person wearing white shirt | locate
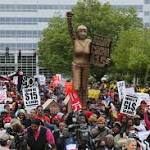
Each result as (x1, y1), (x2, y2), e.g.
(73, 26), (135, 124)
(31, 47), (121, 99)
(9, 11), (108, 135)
(133, 115), (146, 132)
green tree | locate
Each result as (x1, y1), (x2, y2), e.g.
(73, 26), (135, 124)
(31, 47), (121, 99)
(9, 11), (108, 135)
(38, 0), (142, 76)
(38, 17), (72, 74)
(112, 28), (150, 83)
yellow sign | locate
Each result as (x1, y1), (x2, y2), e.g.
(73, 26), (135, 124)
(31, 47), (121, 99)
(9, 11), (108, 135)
(88, 89), (100, 100)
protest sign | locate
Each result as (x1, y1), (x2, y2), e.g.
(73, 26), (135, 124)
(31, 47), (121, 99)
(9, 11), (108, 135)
(69, 91), (82, 112)
(88, 89), (100, 100)
(63, 91), (82, 112)
(50, 74), (62, 88)
(22, 77), (40, 111)
(23, 86), (41, 111)
(65, 82), (73, 95)
(136, 92), (150, 103)
(0, 89), (7, 103)
(66, 144), (77, 150)
(117, 81), (126, 102)
(22, 76), (37, 89)
(34, 75), (46, 85)
(138, 131), (150, 142)
(120, 94), (139, 116)
(126, 87), (135, 95)
(43, 99), (60, 114)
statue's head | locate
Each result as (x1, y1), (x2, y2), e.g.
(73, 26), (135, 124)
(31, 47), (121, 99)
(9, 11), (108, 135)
(77, 25), (87, 40)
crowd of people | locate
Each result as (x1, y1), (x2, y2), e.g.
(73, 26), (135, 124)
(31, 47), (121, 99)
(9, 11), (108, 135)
(0, 75), (149, 150)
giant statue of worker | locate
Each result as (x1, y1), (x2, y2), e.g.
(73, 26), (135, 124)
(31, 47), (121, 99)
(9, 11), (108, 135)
(66, 12), (111, 109)
(66, 12), (91, 109)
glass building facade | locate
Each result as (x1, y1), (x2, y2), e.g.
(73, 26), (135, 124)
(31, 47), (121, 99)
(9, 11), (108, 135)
(0, 0), (74, 76)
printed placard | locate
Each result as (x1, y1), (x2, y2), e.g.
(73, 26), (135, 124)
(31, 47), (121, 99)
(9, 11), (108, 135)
(136, 92), (150, 102)
(90, 35), (111, 67)
(22, 76), (37, 89)
(88, 89), (100, 100)
(23, 86), (41, 110)
(34, 75), (46, 85)
(126, 87), (135, 95)
(69, 91), (82, 112)
(117, 81), (126, 102)
(120, 94), (139, 116)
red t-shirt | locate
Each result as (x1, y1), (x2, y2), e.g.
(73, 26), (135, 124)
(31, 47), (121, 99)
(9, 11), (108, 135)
(34, 115), (51, 124)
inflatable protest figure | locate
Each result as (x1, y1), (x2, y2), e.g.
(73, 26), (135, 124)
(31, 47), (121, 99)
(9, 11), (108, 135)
(66, 12), (111, 109)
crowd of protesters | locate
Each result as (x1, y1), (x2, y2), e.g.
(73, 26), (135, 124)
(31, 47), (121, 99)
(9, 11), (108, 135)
(0, 74), (149, 150)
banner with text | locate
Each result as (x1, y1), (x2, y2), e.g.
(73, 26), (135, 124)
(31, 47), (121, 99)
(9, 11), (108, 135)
(69, 91), (82, 112)
(120, 94), (139, 116)
(136, 92), (150, 103)
(117, 81), (126, 102)
(34, 75), (46, 86)
(22, 77), (40, 111)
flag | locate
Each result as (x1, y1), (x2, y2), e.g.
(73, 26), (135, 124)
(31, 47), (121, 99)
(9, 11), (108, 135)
(65, 82), (73, 95)
(69, 91), (82, 112)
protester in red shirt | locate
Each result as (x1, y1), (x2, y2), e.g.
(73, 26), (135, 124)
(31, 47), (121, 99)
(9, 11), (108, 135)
(144, 107), (150, 130)
(1, 110), (12, 124)
(26, 119), (55, 150)
(34, 105), (51, 124)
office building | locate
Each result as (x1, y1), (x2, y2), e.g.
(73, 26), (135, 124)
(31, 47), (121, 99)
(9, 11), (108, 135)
(0, 0), (74, 76)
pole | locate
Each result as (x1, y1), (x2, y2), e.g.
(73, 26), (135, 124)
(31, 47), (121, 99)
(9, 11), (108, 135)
(5, 55), (6, 75)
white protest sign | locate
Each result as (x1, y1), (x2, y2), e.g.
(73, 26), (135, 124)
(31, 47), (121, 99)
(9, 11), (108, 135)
(0, 89), (7, 103)
(136, 93), (150, 104)
(66, 144), (77, 150)
(22, 76), (38, 89)
(120, 94), (139, 116)
(117, 81), (126, 102)
(34, 75), (46, 85)
(126, 87), (135, 95)
(23, 86), (41, 111)
(138, 131), (150, 142)
(22, 77), (40, 111)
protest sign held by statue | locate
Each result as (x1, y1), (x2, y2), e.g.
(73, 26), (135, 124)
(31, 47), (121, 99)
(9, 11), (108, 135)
(66, 12), (111, 109)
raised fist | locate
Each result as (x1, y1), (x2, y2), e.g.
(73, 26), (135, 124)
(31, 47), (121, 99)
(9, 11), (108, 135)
(106, 58), (111, 65)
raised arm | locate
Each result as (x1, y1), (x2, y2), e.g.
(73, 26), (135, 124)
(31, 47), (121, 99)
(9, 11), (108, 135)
(66, 11), (76, 40)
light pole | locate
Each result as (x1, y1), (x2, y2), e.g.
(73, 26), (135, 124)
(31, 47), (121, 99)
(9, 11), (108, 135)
(5, 47), (9, 75)
(18, 49), (22, 71)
